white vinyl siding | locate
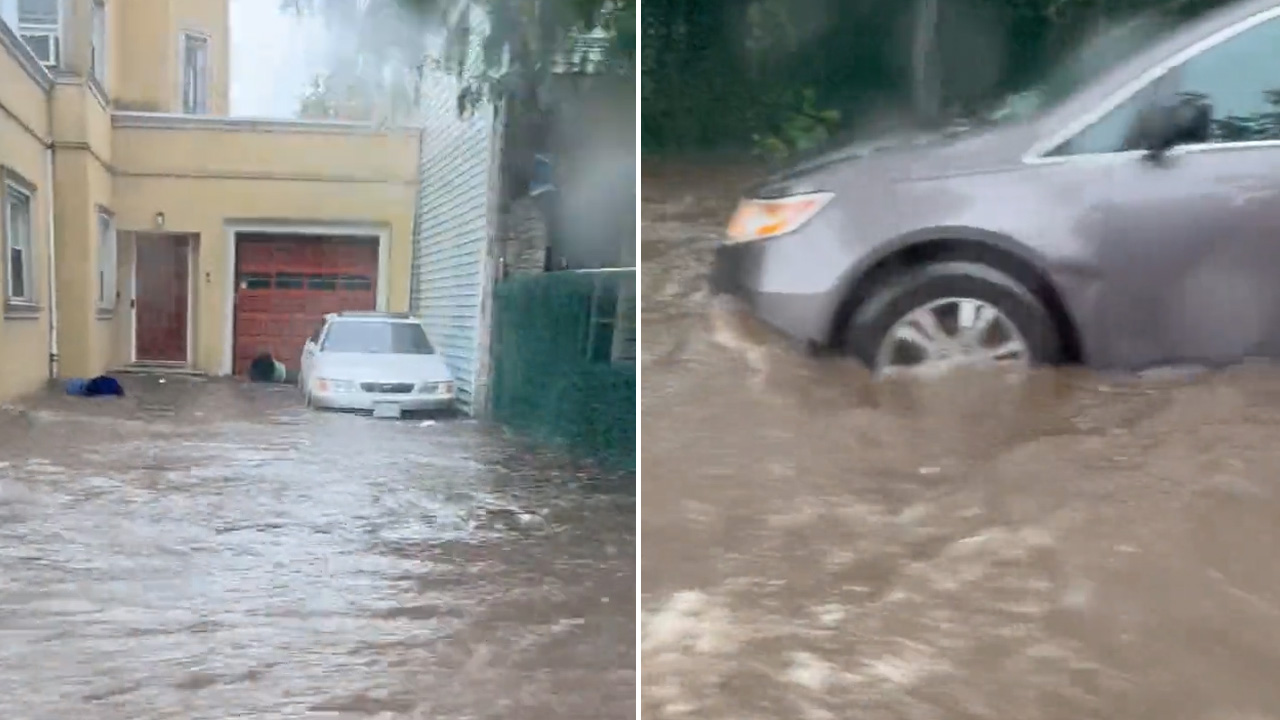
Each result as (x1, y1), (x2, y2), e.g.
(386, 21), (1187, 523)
(409, 6), (500, 415)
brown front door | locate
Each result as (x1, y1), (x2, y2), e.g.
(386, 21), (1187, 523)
(135, 235), (189, 363)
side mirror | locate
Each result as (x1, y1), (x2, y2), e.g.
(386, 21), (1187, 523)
(1134, 95), (1212, 160)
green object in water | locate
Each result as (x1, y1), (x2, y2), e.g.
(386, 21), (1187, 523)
(249, 353), (288, 384)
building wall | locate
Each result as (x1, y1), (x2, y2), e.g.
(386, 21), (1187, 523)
(0, 0), (421, 403)
(0, 25), (53, 402)
(49, 78), (115, 379)
(111, 116), (419, 375)
(114, 0), (173, 112)
(113, 0), (229, 114)
(170, 0), (230, 115)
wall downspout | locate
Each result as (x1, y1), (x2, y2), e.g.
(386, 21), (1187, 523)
(44, 145), (58, 379)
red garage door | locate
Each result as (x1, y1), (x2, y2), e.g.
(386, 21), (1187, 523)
(234, 234), (378, 375)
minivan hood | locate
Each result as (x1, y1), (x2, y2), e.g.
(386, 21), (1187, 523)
(315, 352), (453, 382)
(754, 121), (1038, 195)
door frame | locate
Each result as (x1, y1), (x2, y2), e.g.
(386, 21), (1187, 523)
(132, 231), (195, 366)
(187, 235), (196, 366)
(128, 233), (137, 364)
(221, 221), (390, 376)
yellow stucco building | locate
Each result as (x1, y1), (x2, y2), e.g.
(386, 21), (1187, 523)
(0, 0), (418, 403)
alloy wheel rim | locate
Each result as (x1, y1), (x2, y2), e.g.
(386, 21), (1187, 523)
(874, 297), (1030, 378)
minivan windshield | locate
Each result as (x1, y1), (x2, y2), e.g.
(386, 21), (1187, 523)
(321, 320), (435, 355)
(981, 13), (1179, 124)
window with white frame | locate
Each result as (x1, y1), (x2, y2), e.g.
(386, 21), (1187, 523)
(96, 208), (116, 311)
(181, 32), (209, 114)
(4, 179), (34, 305)
(16, 0), (61, 67)
(90, 0), (106, 87)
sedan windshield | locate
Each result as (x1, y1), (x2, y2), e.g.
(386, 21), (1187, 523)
(321, 321), (435, 355)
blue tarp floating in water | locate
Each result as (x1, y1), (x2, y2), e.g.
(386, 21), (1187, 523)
(65, 376), (125, 397)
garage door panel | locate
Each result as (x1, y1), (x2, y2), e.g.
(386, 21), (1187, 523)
(237, 244), (276, 269)
(233, 235), (378, 376)
(235, 292), (274, 314)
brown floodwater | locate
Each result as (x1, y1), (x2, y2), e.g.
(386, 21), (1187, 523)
(642, 162), (1280, 720)
(0, 375), (634, 719)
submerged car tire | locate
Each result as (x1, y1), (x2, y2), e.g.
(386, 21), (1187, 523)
(846, 260), (1062, 375)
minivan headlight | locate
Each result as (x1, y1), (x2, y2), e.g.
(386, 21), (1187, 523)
(724, 192), (834, 244)
(418, 381), (454, 395)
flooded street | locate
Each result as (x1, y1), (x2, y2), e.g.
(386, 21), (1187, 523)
(0, 375), (634, 720)
(642, 164), (1280, 719)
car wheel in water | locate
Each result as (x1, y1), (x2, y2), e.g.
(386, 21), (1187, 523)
(845, 260), (1061, 378)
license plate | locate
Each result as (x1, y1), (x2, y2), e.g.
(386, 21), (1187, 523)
(372, 402), (402, 419)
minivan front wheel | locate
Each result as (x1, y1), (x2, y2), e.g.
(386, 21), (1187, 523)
(846, 261), (1061, 378)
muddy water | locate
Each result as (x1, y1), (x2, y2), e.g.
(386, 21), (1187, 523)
(642, 164), (1280, 719)
(0, 375), (634, 719)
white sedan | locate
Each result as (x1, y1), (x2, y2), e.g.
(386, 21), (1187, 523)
(299, 312), (456, 416)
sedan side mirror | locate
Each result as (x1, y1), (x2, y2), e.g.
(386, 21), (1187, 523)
(1135, 95), (1212, 160)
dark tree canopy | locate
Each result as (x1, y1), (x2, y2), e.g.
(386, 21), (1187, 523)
(641, 0), (1232, 157)
(284, 0), (632, 120)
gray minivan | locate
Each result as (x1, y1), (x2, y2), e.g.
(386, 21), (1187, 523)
(710, 0), (1280, 377)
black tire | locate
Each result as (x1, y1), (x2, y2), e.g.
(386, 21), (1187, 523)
(845, 261), (1061, 372)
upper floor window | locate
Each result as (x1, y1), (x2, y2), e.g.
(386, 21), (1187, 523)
(1052, 13), (1280, 156)
(90, 0), (106, 87)
(16, 0), (61, 68)
(181, 32), (210, 114)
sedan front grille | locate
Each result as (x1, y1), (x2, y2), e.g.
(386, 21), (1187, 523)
(360, 382), (415, 394)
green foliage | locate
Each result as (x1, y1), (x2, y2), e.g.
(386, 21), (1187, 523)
(490, 271), (635, 470)
(284, 0), (633, 119)
(297, 75), (358, 120)
(296, 71), (418, 123)
(642, 0), (1235, 156)
(751, 88), (841, 161)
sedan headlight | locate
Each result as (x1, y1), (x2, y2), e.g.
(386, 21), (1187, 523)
(314, 377), (357, 393)
(724, 192), (834, 244)
(418, 381), (454, 395)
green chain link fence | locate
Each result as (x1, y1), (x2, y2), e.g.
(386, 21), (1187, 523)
(490, 269), (636, 470)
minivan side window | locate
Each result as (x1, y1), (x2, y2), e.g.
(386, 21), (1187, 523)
(1052, 14), (1280, 156)
(1052, 83), (1158, 155)
(1175, 15), (1280, 144)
